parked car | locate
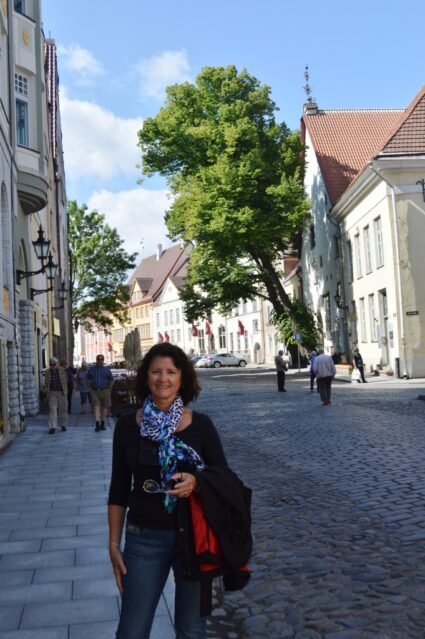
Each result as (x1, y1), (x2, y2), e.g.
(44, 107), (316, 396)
(195, 353), (247, 368)
(190, 355), (203, 365)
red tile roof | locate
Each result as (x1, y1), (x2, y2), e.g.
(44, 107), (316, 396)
(380, 86), (425, 155)
(302, 109), (403, 205)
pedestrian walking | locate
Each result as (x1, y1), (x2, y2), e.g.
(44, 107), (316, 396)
(87, 354), (113, 431)
(313, 349), (336, 405)
(274, 350), (287, 392)
(309, 349), (317, 392)
(60, 359), (75, 414)
(44, 357), (68, 433)
(108, 342), (251, 639)
(75, 361), (90, 413)
(353, 348), (368, 383)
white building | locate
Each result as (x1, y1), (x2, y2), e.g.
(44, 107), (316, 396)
(301, 88), (425, 377)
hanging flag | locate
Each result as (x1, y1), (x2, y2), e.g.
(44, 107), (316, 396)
(238, 320), (245, 336)
(158, 332), (164, 343)
(205, 321), (212, 336)
(192, 324), (199, 337)
(107, 341), (113, 352)
(164, 332), (170, 342)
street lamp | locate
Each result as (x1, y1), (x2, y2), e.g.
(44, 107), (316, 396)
(334, 291), (347, 310)
(52, 281), (68, 311)
(16, 225), (57, 284)
(30, 258), (58, 300)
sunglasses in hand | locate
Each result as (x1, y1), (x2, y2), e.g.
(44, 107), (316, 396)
(142, 479), (177, 494)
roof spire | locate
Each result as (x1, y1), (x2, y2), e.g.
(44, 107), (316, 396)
(303, 65), (318, 115)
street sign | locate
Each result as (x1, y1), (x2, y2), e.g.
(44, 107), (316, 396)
(294, 332), (302, 342)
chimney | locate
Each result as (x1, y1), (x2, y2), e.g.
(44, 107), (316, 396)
(303, 97), (319, 115)
(156, 243), (163, 261)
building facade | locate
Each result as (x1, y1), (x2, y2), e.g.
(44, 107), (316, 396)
(0, 1), (70, 447)
(301, 88), (425, 377)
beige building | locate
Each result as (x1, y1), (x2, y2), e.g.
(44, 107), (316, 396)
(111, 244), (191, 362)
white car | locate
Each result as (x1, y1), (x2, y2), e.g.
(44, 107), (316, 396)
(195, 353), (247, 368)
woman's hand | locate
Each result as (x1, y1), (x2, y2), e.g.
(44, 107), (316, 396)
(169, 472), (198, 499)
(109, 544), (127, 596)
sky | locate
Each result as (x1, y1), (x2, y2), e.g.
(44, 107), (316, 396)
(42, 0), (425, 263)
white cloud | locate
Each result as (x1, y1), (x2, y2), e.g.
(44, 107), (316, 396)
(58, 44), (105, 85)
(60, 90), (143, 181)
(138, 50), (191, 100)
(86, 187), (173, 259)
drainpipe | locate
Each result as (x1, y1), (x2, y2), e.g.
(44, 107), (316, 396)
(369, 162), (408, 378)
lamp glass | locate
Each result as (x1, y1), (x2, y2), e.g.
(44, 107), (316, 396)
(59, 281), (68, 300)
(32, 226), (50, 261)
(44, 255), (58, 280)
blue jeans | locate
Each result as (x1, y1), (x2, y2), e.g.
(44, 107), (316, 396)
(116, 527), (207, 639)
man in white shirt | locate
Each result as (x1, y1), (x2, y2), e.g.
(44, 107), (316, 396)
(312, 349), (336, 405)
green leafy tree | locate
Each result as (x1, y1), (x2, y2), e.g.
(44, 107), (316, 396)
(274, 300), (320, 351)
(123, 328), (142, 370)
(68, 201), (137, 332)
(139, 65), (310, 329)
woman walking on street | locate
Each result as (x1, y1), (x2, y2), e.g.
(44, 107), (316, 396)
(353, 348), (368, 383)
(75, 362), (90, 413)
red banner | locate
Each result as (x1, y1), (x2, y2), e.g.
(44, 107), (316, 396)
(205, 321), (212, 336)
(238, 320), (245, 336)
(192, 324), (198, 337)
(164, 332), (170, 342)
(158, 332), (164, 343)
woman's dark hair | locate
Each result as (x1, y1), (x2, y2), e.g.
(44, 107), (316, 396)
(136, 343), (201, 406)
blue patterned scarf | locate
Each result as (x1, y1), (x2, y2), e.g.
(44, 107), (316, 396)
(140, 395), (205, 512)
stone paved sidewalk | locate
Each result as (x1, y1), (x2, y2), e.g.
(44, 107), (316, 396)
(0, 403), (175, 638)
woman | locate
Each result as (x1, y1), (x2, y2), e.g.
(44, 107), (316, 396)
(353, 348), (367, 383)
(108, 343), (228, 639)
(75, 361), (90, 413)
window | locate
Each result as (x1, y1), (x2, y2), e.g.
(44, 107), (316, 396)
(310, 224), (316, 249)
(170, 309), (174, 325)
(14, 0), (25, 14)
(368, 294), (376, 341)
(176, 329), (181, 342)
(230, 332), (234, 352)
(16, 99), (29, 147)
(374, 217), (384, 267)
(333, 235), (340, 258)
(15, 74), (28, 96)
(363, 226), (372, 273)
(244, 331), (248, 350)
(354, 234), (362, 278)
(156, 313), (160, 327)
(176, 308), (180, 324)
(252, 319), (259, 332)
(198, 329), (205, 353)
(218, 326), (226, 349)
(164, 310), (168, 326)
(252, 298), (258, 312)
(171, 330), (175, 342)
(346, 240), (354, 283)
(187, 326), (192, 341)
(359, 297), (367, 342)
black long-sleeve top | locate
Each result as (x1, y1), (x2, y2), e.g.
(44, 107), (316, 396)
(108, 410), (227, 530)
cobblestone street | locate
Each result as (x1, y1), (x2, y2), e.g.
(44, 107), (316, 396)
(197, 370), (425, 639)
(1, 370), (425, 638)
